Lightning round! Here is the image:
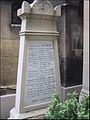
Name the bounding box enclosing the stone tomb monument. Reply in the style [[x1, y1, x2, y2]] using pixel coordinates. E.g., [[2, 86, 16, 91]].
[[9, 0, 61, 119]]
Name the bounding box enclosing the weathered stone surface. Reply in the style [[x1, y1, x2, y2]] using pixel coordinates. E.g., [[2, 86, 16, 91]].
[[0, 0, 20, 86], [1, 40, 19, 86]]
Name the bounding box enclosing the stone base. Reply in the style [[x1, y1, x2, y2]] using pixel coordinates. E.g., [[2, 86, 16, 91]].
[[61, 85, 82, 101], [8, 107, 48, 119], [79, 88, 89, 102]]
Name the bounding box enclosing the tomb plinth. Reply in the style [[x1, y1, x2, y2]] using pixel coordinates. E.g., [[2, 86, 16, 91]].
[[9, 0, 61, 119]]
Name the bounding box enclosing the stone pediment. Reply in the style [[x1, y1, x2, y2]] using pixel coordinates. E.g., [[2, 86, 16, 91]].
[[30, 0, 54, 15], [17, 0, 61, 17]]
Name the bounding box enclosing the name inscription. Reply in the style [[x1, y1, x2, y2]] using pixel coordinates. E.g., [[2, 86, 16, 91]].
[[24, 40, 56, 106]]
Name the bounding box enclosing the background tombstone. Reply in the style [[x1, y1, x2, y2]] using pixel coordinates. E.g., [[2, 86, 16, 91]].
[[57, 0, 83, 101], [9, 0, 61, 119]]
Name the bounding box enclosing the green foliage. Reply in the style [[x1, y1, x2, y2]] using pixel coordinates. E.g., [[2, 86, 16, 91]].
[[45, 91, 89, 119]]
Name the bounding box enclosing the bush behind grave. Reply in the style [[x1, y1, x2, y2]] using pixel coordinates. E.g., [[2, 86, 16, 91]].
[[45, 91, 89, 119]]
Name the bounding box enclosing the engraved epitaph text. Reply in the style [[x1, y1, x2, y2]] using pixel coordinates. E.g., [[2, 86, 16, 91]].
[[24, 40, 56, 107]]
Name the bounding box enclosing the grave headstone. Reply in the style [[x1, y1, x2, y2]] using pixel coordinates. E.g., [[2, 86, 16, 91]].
[[9, 0, 61, 119]]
